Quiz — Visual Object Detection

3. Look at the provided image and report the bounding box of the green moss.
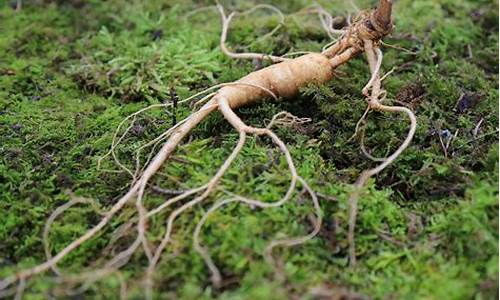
[0,0,498,299]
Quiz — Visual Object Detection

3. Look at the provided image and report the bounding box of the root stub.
[0,1,418,298]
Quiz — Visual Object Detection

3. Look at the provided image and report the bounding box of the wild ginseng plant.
[1,0,416,298]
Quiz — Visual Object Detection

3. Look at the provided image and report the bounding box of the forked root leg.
[347,39,417,266]
[190,97,322,287]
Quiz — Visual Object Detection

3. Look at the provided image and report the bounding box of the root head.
[374,0,393,31]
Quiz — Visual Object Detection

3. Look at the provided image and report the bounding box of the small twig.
[316,192,337,202]
[150,186,187,196]
[438,131,448,158]
[467,44,473,59]
[169,86,178,126]
[438,128,458,158]
[455,128,499,149]
[380,41,420,55]
[472,118,484,139]
[376,229,406,248]
[445,129,459,151]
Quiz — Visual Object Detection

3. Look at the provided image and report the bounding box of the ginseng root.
[0,0,416,298]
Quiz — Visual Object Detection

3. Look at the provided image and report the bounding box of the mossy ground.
[0,0,498,299]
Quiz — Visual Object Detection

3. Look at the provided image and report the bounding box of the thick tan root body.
[219,53,335,108]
